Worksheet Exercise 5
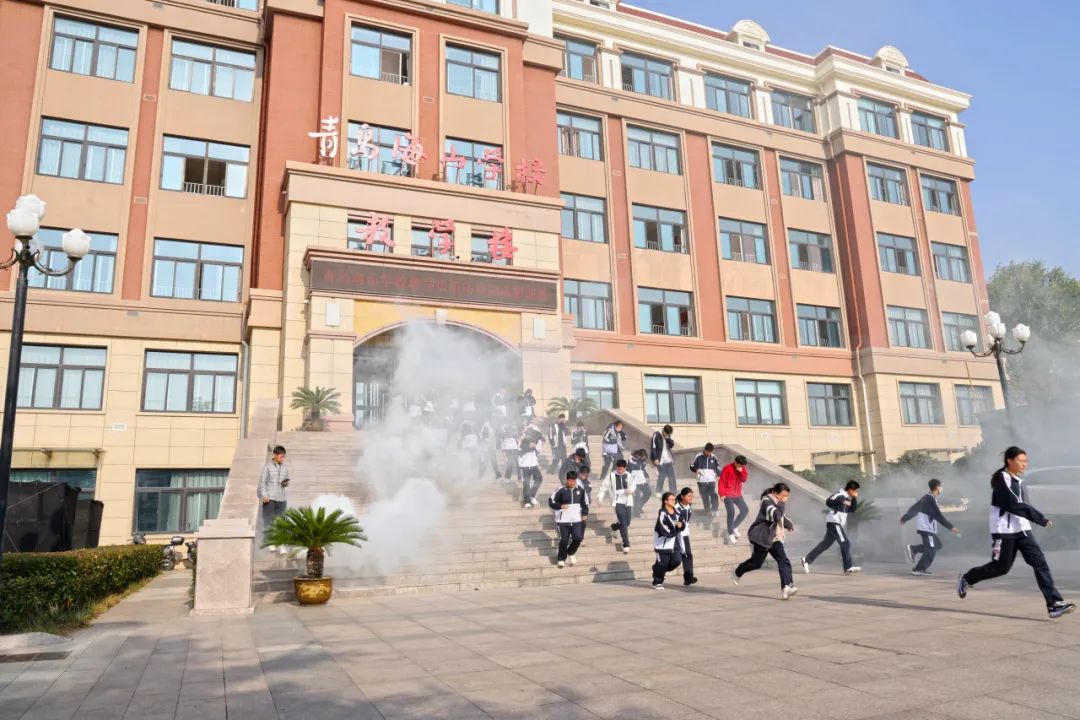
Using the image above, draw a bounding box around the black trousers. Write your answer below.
[501,451,518,479]
[633,484,651,517]
[654,463,676,494]
[600,450,624,481]
[964,533,1063,607]
[557,522,584,561]
[805,523,853,571]
[613,504,631,548]
[697,482,719,514]
[681,536,694,582]
[652,546,682,584]
[723,496,749,535]
[547,445,567,474]
[910,531,940,571]
[736,541,793,589]
[519,466,542,503]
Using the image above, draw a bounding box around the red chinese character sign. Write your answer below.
[488,227,518,262]
[354,213,394,249]
[350,123,379,167]
[428,219,455,257]
[440,144,466,179]
[308,116,340,164]
[392,133,427,173]
[481,148,504,184]
[514,158,547,192]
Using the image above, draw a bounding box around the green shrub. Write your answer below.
[0,544,162,632]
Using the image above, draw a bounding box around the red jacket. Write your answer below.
[718,462,747,498]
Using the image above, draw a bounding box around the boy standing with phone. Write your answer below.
[258,445,290,552]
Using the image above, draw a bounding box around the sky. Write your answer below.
[629,0,1080,278]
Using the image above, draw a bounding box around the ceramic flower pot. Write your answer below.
[293,576,333,605]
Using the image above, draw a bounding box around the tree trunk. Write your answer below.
[306,547,325,578]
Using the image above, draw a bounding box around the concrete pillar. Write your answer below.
[191,518,256,615]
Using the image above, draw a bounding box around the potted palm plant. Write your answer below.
[261,507,366,605]
[545,396,598,423]
[290,386,342,431]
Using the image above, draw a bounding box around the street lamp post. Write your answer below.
[0,195,89,576]
[961,310,1031,428]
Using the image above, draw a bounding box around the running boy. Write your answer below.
[608,459,632,554]
[901,478,960,575]
[651,492,684,590]
[801,480,861,575]
[627,448,652,518]
[549,471,589,568]
[733,483,797,599]
[676,487,697,586]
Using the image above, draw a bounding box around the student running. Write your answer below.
[651,492,684,590]
[608,459,632,554]
[676,487,697,586]
[801,480,862,576]
[733,482,798,600]
[650,425,676,497]
[900,478,960,575]
[689,443,721,519]
[627,448,652,517]
[548,470,589,568]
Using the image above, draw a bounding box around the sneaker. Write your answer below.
[904,544,914,565]
[733,528,741,540]
[610,522,620,531]
[557,560,565,568]
[652,582,664,590]
[844,567,862,575]
[1048,601,1076,619]
[655,492,663,499]
[265,545,277,552]
[731,569,740,586]
[911,569,932,576]
[727,534,737,545]
[568,556,577,566]
[782,585,798,600]
[684,577,699,587]
[801,557,811,574]
[622,546,630,554]
[956,572,969,599]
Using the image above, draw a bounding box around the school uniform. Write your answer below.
[719,462,749,537]
[961,470,1066,610]
[650,431,676,495]
[547,420,568,475]
[549,485,589,562]
[803,490,857,572]
[735,495,795,590]
[518,437,543,506]
[901,492,954,572]
[689,453,721,514]
[560,455,590,489]
[600,424,626,480]
[571,427,591,465]
[519,393,536,418]
[499,428,519,480]
[459,422,480,475]
[610,471,633,549]
[478,421,499,477]
[491,392,508,418]
[651,507,683,587]
[676,502,695,584]
[627,456,652,517]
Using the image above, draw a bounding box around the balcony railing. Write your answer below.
[204,0,258,10]
[380,71,409,85]
[650,324,694,336]
[645,239,689,254]
[183,181,225,197]
[729,251,762,264]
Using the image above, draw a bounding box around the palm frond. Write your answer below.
[262,506,366,553]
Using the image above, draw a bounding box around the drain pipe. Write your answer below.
[239,338,251,439]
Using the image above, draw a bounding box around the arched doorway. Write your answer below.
[353,321,522,429]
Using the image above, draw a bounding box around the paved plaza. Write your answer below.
[1,553,1079,720]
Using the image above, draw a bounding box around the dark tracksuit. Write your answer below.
[901,492,954,572]
[627,456,652,517]
[962,470,1064,608]
[498,427,518,480]
[650,431,676,495]
[571,428,590,468]
[547,421,568,475]
[611,471,633,549]
[677,502,694,583]
[735,495,794,589]
[689,452,721,514]
[518,435,543,505]
[549,485,589,561]
[560,455,591,491]
[600,424,626,481]
[804,490,857,571]
[651,507,683,585]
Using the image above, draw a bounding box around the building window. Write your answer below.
[444,138,503,190]
[169,40,255,102]
[808,383,853,427]
[899,382,943,425]
[151,239,243,301]
[561,193,606,243]
[955,385,993,426]
[727,297,778,343]
[720,219,768,265]
[350,25,410,84]
[789,229,833,273]
[736,379,786,425]
[638,288,693,336]
[943,312,980,352]
[447,0,498,12]
[50,16,137,83]
[446,45,500,102]
[932,242,971,283]
[469,232,511,266]
[858,98,898,138]
[17,345,106,410]
[911,111,949,151]
[12,469,97,500]
[347,122,412,176]
[135,469,227,533]
[878,233,919,276]
[143,351,237,413]
[711,143,760,189]
[557,36,598,82]
[887,306,931,349]
[410,225,452,260]
[28,228,116,294]
[645,375,701,424]
[348,219,395,254]
[557,112,602,160]
[620,52,672,99]
[627,126,681,175]
[771,90,815,132]
[867,163,908,205]
[704,74,751,117]
[161,136,249,198]
[572,371,617,409]
[797,304,844,348]
[564,280,613,331]
[37,118,128,185]
[206,0,258,8]
[633,205,688,254]
[921,175,959,215]
[779,158,824,200]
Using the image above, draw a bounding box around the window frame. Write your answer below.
[887,305,931,349]
[911,111,949,152]
[727,296,778,343]
[779,157,824,200]
[12,469,97,500]
[169,39,256,102]
[931,242,971,283]
[857,97,898,138]
[633,205,688,254]
[37,118,129,185]
[445,44,501,102]
[788,229,834,274]
[349,24,411,85]
[771,90,816,132]
[17,345,107,411]
[942,312,980,352]
[28,227,117,294]
[564,279,613,331]
[899,382,944,425]
[877,232,920,276]
[348,218,395,254]
[955,384,993,426]
[347,121,412,177]
[704,73,752,118]
[160,135,250,198]
[561,193,607,244]
[556,111,602,160]
[921,174,960,215]
[134,468,228,534]
[711,143,761,189]
[141,351,239,414]
[797,304,844,348]
[447,0,499,12]
[735,379,787,426]
[556,35,598,83]
[626,126,681,175]
[49,15,138,83]
[720,218,769,265]
[571,370,618,409]
[644,375,702,424]
[151,238,244,302]
[620,52,673,99]
[638,287,694,337]
[807,383,854,427]
[444,137,504,190]
[867,163,909,205]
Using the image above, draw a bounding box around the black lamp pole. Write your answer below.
[967,333,1027,429]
